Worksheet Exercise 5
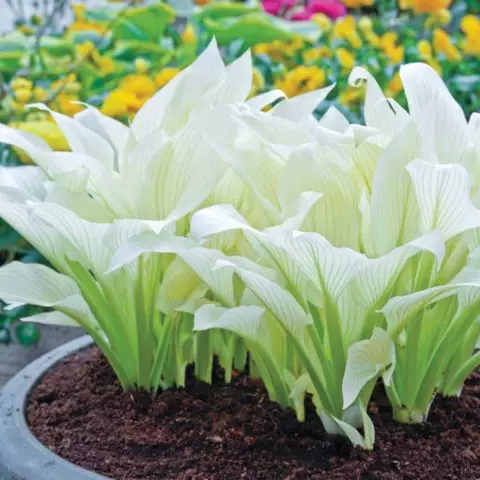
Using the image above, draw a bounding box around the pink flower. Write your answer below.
[261,0,296,16]
[262,0,346,20]
[309,0,346,18]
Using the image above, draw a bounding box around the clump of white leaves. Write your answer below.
[1,40,479,448]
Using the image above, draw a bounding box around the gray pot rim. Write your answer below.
[0,335,109,480]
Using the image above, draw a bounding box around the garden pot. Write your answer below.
[0,335,478,480]
[0,336,106,480]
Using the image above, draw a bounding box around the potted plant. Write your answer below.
[0,40,479,479]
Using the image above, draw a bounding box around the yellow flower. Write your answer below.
[76,42,115,75]
[342,0,373,6]
[9,120,70,164]
[121,74,156,100]
[366,32,381,48]
[33,87,48,102]
[135,58,150,74]
[332,16,362,49]
[101,90,143,118]
[275,66,326,98]
[336,48,356,71]
[460,15,480,57]
[154,68,181,89]
[425,8,451,28]
[461,14,480,35]
[302,46,331,63]
[417,41,443,72]
[399,0,414,8]
[312,14,332,32]
[72,2,86,20]
[14,88,32,104]
[253,40,303,62]
[433,28,461,61]
[434,8,452,25]
[56,94,84,116]
[11,78,32,90]
[68,20,106,34]
[385,73,403,97]
[76,41,96,59]
[417,39,433,59]
[181,24,197,44]
[358,16,373,33]
[410,0,451,14]
[64,81,82,95]
[250,68,265,97]
[381,32,404,64]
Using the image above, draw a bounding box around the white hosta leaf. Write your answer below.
[279,143,362,249]
[380,269,480,336]
[348,67,409,136]
[131,39,225,139]
[350,141,382,195]
[44,183,115,222]
[273,191,322,233]
[272,85,335,123]
[330,415,373,449]
[369,121,421,256]
[400,63,468,165]
[319,106,350,133]
[407,160,480,241]
[157,257,205,315]
[28,103,115,170]
[0,262,79,305]
[0,123,51,162]
[0,199,62,265]
[21,311,80,327]
[215,259,311,338]
[108,231,196,273]
[347,228,444,305]
[132,123,226,222]
[191,204,255,241]
[340,230,445,343]
[74,106,130,171]
[108,230,237,306]
[278,231,367,301]
[342,328,396,409]
[176,248,237,306]
[194,304,267,344]
[30,203,110,274]
[0,166,46,201]
[247,90,286,110]
[214,49,252,105]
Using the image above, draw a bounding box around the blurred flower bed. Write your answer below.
[0,0,478,344]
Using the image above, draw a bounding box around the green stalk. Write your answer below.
[403,312,423,408]
[62,309,131,390]
[291,335,340,417]
[150,317,173,392]
[440,352,480,397]
[253,342,291,407]
[195,329,213,383]
[233,337,248,371]
[414,302,480,410]
[134,256,153,389]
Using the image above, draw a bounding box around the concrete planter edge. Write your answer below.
[0,335,108,480]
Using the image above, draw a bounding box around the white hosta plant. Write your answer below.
[109,62,480,447]
[0,40,329,389]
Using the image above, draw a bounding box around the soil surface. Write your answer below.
[27,347,480,480]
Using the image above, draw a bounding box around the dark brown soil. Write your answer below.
[27,347,480,480]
